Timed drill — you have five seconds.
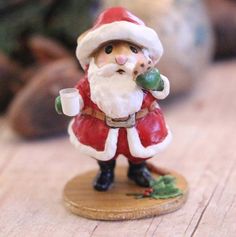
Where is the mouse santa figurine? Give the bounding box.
[56,7,172,191]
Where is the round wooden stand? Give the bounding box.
[63,166,188,220]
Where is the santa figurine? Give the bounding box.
[55,7,172,191]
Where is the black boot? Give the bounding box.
[128,161,154,187]
[93,160,116,191]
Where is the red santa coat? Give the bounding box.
[68,75,172,164]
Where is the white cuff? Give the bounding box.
[150,75,170,100]
[78,92,84,111]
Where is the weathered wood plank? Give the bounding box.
[0,118,23,177]
[147,61,236,237]
[0,60,235,237]
[0,136,99,237]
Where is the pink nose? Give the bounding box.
[115,55,128,65]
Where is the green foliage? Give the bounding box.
[127,175,183,200]
[46,0,94,41]
[0,2,45,54]
[0,0,95,55]
[149,175,183,199]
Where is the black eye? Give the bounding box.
[104,45,113,54]
[130,45,138,54]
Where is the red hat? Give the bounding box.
[76,7,163,70]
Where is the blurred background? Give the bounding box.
[0,0,235,139]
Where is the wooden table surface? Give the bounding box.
[0,60,236,237]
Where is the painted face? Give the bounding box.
[93,41,153,77]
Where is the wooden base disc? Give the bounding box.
[63,166,188,220]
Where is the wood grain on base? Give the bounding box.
[63,167,188,220]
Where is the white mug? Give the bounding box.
[59,88,80,116]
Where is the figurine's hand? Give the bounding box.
[135,68,164,91]
[55,96,63,114]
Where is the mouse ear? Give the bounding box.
[142,48,155,68]
[142,48,153,63]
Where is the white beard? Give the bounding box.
[88,58,143,119]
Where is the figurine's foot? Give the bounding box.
[128,161,154,187]
[93,160,116,191]
[93,171,114,191]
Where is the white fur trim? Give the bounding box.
[127,126,172,158]
[76,21,163,69]
[68,120,119,161]
[150,75,170,100]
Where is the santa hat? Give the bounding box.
[76,7,163,70]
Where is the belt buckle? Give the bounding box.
[106,114,135,128]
